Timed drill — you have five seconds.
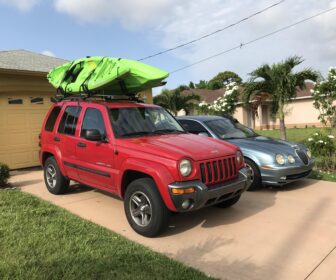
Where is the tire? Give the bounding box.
[215,195,241,208]
[124,178,170,237]
[44,157,70,195]
[245,158,262,191]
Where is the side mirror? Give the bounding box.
[85,129,103,142]
[198,132,209,137]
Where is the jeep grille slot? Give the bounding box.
[200,156,238,185]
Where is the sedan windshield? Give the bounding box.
[205,118,258,139]
[109,107,185,138]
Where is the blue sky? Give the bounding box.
[0,0,335,94]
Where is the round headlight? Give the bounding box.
[179,159,192,177]
[236,151,243,166]
[275,154,285,165]
[288,154,295,164]
[306,149,312,158]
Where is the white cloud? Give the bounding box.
[150,0,336,85]
[53,0,179,28]
[41,50,56,57]
[0,0,40,11]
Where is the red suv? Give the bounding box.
[40,99,250,236]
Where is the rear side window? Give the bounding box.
[81,108,106,138]
[179,120,209,135]
[58,106,81,136]
[45,106,61,132]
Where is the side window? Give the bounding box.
[58,106,81,136]
[179,120,209,135]
[81,108,106,138]
[45,106,61,132]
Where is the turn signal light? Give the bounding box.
[171,187,195,195]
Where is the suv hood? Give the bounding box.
[227,136,303,154]
[118,133,238,161]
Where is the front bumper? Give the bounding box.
[168,167,251,212]
[260,159,315,186]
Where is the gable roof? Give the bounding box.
[0,49,68,74]
[182,82,314,104]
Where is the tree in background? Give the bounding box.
[312,67,336,130]
[207,71,242,90]
[153,88,200,116]
[244,56,319,140]
[189,81,195,89]
[195,80,208,89]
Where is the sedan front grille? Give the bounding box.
[295,149,309,165]
[199,156,238,185]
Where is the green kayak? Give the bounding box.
[47,56,169,95]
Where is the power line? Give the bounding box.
[137,0,286,61]
[170,6,336,74]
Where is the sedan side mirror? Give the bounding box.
[85,129,103,142]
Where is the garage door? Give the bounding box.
[0,92,54,169]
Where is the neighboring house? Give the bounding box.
[181,83,322,130]
[0,49,153,169]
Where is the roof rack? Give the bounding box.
[53,92,144,103]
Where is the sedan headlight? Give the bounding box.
[306,149,312,158]
[179,159,192,177]
[275,154,285,165]
[287,154,295,164]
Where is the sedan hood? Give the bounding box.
[227,136,302,154]
[118,133,238,161]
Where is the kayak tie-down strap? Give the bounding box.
[80,57,107,96]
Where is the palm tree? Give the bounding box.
[154,88,200,116]
[244,56,319,140]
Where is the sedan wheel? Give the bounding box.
[244,158,262,191]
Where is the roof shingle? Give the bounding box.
[0,49,67,73]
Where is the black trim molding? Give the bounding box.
[64,161,111,178]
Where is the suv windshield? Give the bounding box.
[205,118,258,139]
[109,107,185,138]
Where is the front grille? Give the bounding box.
[295,149,309,165]
[199,156,238,185]
[286,170,311,180]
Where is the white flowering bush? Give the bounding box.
[312,67,336,128]
[306,132,336,170]
[198,82,240,115]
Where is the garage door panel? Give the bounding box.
[0,132,30,148]
[0,92,53,169]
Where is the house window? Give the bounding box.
[8,98,23,105]
[30,97,44,104]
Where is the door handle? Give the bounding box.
[53,136,60,142]
[77,142,87,148]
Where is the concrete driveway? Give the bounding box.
[10,170,336,280]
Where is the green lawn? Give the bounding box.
[0,189,211,280]
[255,127,321,144]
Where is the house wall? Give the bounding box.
[235,98,323,130]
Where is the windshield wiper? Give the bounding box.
[121,131,154,138]
[153,129,186,135]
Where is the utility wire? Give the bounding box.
[137,0,286,61]
[170,6,336,74]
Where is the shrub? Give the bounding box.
[306,132,336,171]
[0,163,10,187]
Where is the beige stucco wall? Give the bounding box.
[233,106,244,123]
[236,98,323,130]
[265,98,321,129]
